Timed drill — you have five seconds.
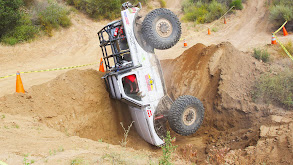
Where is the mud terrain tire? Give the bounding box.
[142,8,181,50]
[168,95,204,136]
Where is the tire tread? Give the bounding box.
[168,95,204,136]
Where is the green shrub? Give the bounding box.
[270,4,293,26]
[159,131,177,165]
[230,0,243,10]
[182,0,228,23]
[253,48,270,62]
[1,24,39,45]
[0,0,72,45]
[67,0,122,20]
[253,48,261,60]
[183,6,208,23]
[206,0,227,22]
[67,0,147,20]
[0,0,24,37]
[23,0,34,6]
[253,70,293,109]
[159,0,166,8]
[38,1,71,36]
[1,13,39,45]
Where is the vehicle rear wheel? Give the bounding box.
[142,8,181,50]
[168,95,204,136]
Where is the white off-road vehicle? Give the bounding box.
[98,2,204,146]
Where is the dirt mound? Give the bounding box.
[162,42,262,132]
[161,42,293,164]
[0,69,151,149]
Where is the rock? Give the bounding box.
[260,125,270,137]
[271,115,292,123]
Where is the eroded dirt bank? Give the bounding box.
[161,42,293,164]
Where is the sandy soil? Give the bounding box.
[0,0,293,164]
[0,113,160,165]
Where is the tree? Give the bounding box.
[0,0,23,37]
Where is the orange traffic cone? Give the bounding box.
[271,33,277,45]
[224,17,227,24]
[99,58,105,72]
[183,39,187,48]
[283,26,288,36]
[16,71,25,93]
[208,28,211,35]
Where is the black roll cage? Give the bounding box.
[97,20,132,72]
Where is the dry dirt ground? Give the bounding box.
[0,0,293,164]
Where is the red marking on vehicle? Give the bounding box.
[154,115,164,120]
[124,12,129,25]
[119,27,123,35]
[132,8,136,13]
[147,109,152,118]
[128,7,136,13]
[114,27,119,37]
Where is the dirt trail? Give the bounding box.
[157,0,293,59]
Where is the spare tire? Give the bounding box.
[142,8,181,50]
[168,95,204,136]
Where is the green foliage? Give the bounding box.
[270,4,293,26]
[23,0,34,6]
[182,0,227,23]
[23,154,35,165]
[0,0,71,45]
[230,0,243,10]
[269,0,293,27]
[38,1,71,36]
[0,0,24,37]
[159,0,167,8]
[252,70,293,109]
[1,13,39,45]
[67,0,148,20]
[253,48,270,62]
[71,158,84,165]
[206,0,228,22]
[283,40,293,55]
[67,0,121,20]
[159,131,177,165]
[183,5,208,23]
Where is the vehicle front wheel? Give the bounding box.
[142,8,181,50]
[168,95,204,136]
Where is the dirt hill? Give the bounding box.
[162,42,293,164]
[1,42,292,164]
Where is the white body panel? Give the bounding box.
[118,8,165,146]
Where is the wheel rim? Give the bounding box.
[182,107,197,126]
[155,18,173,38]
